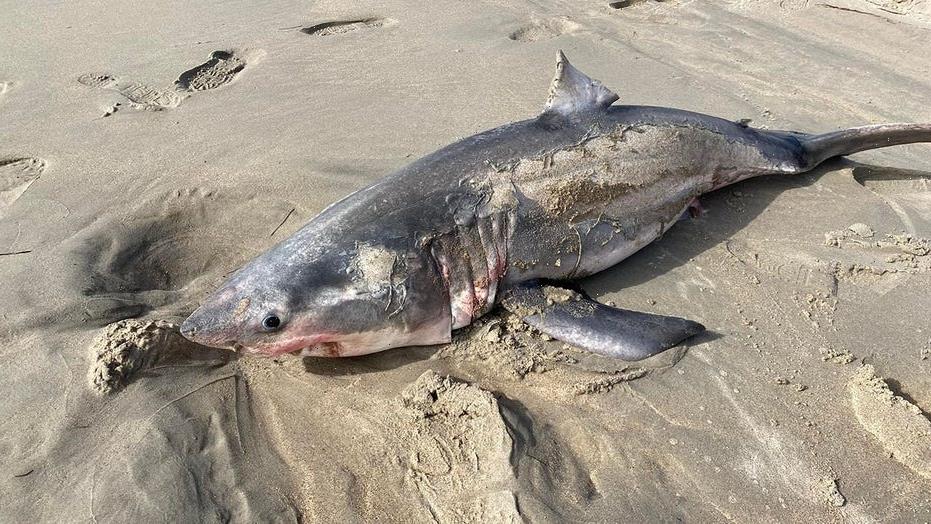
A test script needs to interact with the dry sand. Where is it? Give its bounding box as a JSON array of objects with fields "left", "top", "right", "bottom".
[{"left": 2, "top": 0, "right": 931, "bottom": 521}]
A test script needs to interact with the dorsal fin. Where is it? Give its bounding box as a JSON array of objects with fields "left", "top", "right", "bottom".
[{"left": 542, "top": 51, "right": 619, "bottom": 118}]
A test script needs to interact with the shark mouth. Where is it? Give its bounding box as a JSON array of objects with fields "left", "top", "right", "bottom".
[
  {"left": 239, "top": 332, "right": 339, "bottom": 358},
  {"left": 298, "top": 342, "right": 343, "bottom": 357}
]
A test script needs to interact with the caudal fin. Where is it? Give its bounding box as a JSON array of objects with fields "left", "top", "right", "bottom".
[{"left": 800, "top": 123, "right": 931, "bottom": 170}]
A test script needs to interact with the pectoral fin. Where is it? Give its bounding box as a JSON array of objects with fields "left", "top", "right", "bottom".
[{"left": 502, "top": 285, "right": 705, "bottom": 361}]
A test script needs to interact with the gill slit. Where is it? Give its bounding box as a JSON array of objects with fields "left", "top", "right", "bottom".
[{"left": 429, "top": 210, "right": 513, "bottom": 330}]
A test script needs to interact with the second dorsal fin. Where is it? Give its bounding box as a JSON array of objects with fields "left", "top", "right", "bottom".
[{"left": 542, "top": 51, "right": 619, "bottom": 118}]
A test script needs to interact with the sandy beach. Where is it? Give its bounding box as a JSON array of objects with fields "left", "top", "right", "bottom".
[{"left": 2, "top": 0, "right": 931, "bottom": 521}]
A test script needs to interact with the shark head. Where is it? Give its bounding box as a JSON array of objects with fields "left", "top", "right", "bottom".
[{"left": 180, "top": 238, "right": 452, "bottom": 357}]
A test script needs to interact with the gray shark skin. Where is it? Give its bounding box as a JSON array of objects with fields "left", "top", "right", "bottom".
[{"left": 180, "top": 52, "right": 931, "bottom": 360}]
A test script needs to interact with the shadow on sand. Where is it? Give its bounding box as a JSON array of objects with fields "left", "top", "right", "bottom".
[{"left": 301, "top": 344, "right": 440, "bottom": 376}]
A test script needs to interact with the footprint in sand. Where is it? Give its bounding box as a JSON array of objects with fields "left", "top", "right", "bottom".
[
  {"left": 394, "top": 371, "right": 598, "bottom": 521},
  {"left": 77, "top": 72, "right": 183, "bottom": 110},
  {"left": 608, "top": 0, "right": 647, "bottom": 8},
  {"left": 0, "top": 156, "right": 46, "bottom": 213},
  {"left": 395, "top": 371, "right": 521, "bottom": 521},
  {"left": 175, "top": 49, "right": 263, "bottom": 92},
  {"left": 849, "top": 365, "right": 931, "bottom": 480},
  {"left": 824, "top": 224, "right": 931, "bottom": 286},
  {"left": 300, "top": 18, "right": 397, "bottom": 36},
  {"left": 78, "top": 49, "right": 263, "bottom": 112},
  {"left": 508, "top": 17, "right": 579, "bottom": 42}
]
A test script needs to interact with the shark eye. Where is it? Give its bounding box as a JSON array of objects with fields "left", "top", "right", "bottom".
[{"left": 262, "top": 314, "right": 282, "bottom": 331}]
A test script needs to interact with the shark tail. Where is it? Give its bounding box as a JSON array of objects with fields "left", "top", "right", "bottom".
[{"left": 798, "top": 123, "right": 931, "bottom": 170}]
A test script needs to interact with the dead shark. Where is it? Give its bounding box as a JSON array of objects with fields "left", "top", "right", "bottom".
[{"left": 180, "top": 52, "right": 931, "bottom": 360}]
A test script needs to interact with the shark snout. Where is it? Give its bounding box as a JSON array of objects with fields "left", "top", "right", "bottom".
[{"left": 179, "top": 308, "right": 239, "bottom": 350}]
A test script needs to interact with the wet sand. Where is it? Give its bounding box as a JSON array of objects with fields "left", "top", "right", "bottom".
[{"left": 2, "top": 0, "right": 931, "bottom": 521}]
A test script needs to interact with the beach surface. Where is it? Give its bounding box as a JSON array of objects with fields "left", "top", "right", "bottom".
[{"left": 2, "top": 0, "right": 931, "bottom": 521}]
